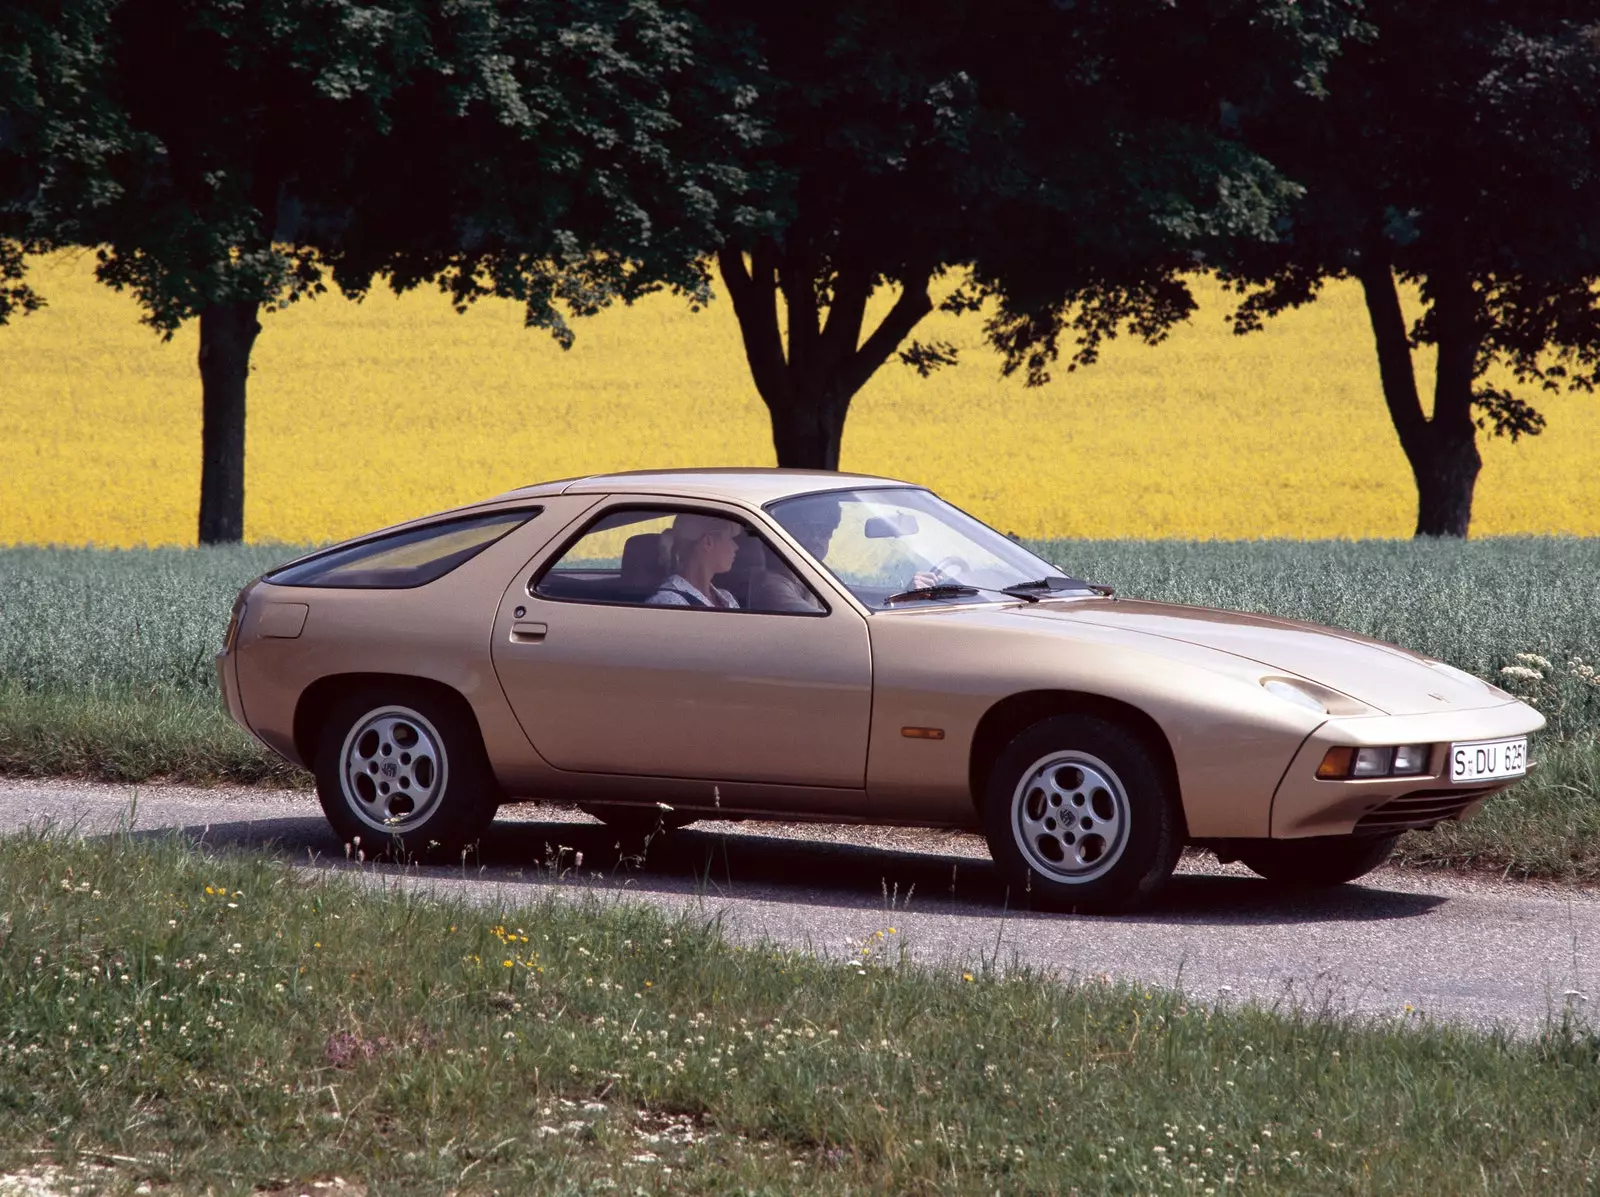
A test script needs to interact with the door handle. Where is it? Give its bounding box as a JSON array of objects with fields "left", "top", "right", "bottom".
[{"left": 509, "top": 621, "right": 548, "bottom": 644}]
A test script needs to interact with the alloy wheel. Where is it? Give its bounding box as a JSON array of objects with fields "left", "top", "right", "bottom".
[
  {"left": 1010, "top": 750, "right": 1131, "bottom": 884},
  {"left": 338, "top": 704, "right": 449, "bottom": 833}
]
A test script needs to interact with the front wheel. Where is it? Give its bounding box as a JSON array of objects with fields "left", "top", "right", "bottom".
[
  {"left": 313, "top": 686, "right": 500, "bottom": 859},
  {"left": 982, "top": 715, "right": 1183, "bottom": 913},
  {"left": 1234, "top": 834, "right": 1399, "bottom": 886}
]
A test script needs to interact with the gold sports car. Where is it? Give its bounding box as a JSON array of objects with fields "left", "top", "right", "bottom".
[{"left": 217, "top": 469, "right": 1543, "bottom": 912}]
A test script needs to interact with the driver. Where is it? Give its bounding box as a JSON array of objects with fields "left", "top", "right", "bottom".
[
  {"left": 647, "top": 513, "right": 742, "bottom": 608},
  {"left": 753, "top": 496, "right": 840, "bottom": 613}
]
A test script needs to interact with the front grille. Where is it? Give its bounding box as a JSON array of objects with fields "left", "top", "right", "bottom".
[{"left": 1354, "top": 788, "right": 1493, "bottom": 833}]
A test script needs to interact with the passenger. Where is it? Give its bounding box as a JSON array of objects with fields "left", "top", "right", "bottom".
[
  {"left": 647, "top": 513, "right": 742, "bottom": 608},
  {"left": 752, "top": 497, "right": 840, "bottom": 613}
]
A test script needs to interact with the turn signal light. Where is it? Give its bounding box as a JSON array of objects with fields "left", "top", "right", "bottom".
[
  {"left": 1317, "top": 744, "right": 1432, "bottom": 780},
  {"left": 1316, "top": 747, "right": 1354, "bottom": 778}
]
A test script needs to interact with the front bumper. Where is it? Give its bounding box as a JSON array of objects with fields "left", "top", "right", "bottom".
[{"left": 1269, "top": 701, "right": 1546, "bottom": 838}]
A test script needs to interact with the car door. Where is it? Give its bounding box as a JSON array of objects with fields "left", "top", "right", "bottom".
[{"left": 489, "top": 499, "right": 873, "bottom": 788}]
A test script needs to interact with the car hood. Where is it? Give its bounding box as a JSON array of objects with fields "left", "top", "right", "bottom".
[{"left": 998, "top": 598, "right": 1505, "bottom": 716}]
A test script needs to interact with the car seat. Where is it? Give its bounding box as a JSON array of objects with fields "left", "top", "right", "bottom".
[{"left": 619, "top": 532, "right": 671, "bottom": 600}]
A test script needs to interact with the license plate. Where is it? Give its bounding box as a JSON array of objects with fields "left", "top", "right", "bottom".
[{"left": 1449, "top": 737, "right": 1527, "bottom": 783}]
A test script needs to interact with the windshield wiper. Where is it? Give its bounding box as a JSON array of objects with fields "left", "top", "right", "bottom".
[
  {"left": 1002, "top": 576, "right": 1113, "bottom": 598},
  {"left": 884, "top": 582, "right": 1043, "bottom": 605},
  {"left": 883, "top": 583, "right": 982, "bottom": 604}
]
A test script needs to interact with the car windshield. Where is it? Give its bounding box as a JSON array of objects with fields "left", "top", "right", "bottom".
[{"left": 766, "top": 487, "right": 1091, "bottom": 609}]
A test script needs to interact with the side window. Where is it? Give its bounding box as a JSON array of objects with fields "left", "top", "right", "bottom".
[
  {"left": 533, "top": 507, "right": 827, "bottom": 614},
  {"left": 266, "top": 508, "right": 538, "bottom": 589}
]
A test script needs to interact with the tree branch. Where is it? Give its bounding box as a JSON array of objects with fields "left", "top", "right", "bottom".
[
  {"left": 717, "top": 242, "right": 789, "bottom": 407},
  {"left": 1429, "top": 265, "right": 1481, "bottom": 436},
  {"left": 819, "top": 257, "right": 872, "bottom": 378},
  {"left": 839, "top": 270, "right": 934, "bottom": 399},
  {"left": 778, "top": 231, "right": 819, "bottom": 389},
  {"left": 1355, "top": 259, "right": 1428, "bottom": 465}
]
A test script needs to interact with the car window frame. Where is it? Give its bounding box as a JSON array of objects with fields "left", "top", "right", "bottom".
[
  {"left": 527, "top": 500, "right": 834, "bottom": 616},
  {"left": 264, "top": 505, "right": 544, "bottom": 590},
  {"left": 762, "top": 484, "right": 1087, "bottom": 613}
]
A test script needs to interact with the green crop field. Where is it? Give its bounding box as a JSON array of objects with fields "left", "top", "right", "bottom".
[{"left": 2, "top": 539, "right": 1598, "bottom": 878}]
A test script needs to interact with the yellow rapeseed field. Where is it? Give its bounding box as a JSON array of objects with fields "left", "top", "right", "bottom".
[{"left": 2, "top": 250, "right": 1595, "bottom": 546}]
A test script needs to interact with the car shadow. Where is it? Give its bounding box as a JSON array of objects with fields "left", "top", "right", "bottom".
[{"left": 120, "top": 814, "right": 1448, "bottom": 926}]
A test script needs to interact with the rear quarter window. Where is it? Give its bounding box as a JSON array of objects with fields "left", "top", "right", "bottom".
[{"left": 266, "top": 508, "right": 539, "bottom": 589}]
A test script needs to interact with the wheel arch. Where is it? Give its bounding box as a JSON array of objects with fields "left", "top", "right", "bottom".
[
  {"left": 968, "top": 690, "right": 1186, "bottom": 835},
  {"left": 293, "top": 672, "right": 488, "bottom": 773}
]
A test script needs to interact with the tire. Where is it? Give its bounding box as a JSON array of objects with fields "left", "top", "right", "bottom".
[
  {"left": 313, "top": 685, "right": 500, "bottom": 860},
  {"left": 580, "top": 803, "right": 697, "bottom": 847},
  {"left": 982, "top": 715, "right": 1183, "bottom": 913},
  {"left": 1235, "top": 834, "right": 1399, "bottom": 886}
]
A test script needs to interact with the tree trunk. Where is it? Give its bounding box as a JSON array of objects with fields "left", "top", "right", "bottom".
[
  {"left": 765, "top": 388, "right": 854, "bottom": 470},
  {"left": 1356, "top": 263, "right": 1481, "bottom": 538},
  {"left": 716, "top": 238, "right": 932, "bottom": 470},
  {"left": 196, "top": 300, "right": 261, "bottom": 545}
]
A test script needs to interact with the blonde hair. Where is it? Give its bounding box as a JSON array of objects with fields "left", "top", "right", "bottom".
[{"left": 668, "top": 512, "right": 739, "bottom": 569}]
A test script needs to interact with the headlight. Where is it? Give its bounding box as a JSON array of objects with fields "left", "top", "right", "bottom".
[
  {"left": 1316, "top": 744, "right": 1433, "bottom": 779},
  {"left": 1391, "top": 744, "right": 1430, "bottom": 775},
  {"left": 1261, "top": 678, "right": 1327, "bottom": 714}
]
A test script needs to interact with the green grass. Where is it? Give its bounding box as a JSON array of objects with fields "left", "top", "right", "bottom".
[
  {"left": 0, "top": 687, "right": 304, "bottom": 786},
  {"left": 5, "top": 537, "right": 1599, "bottom": 718},
  {"left": 2, "top": 540, "right": 1598, "bottom": 879},
  {"left": 1394, "top": 738, "right": 1600, "bottom": 881},
  {"left": 1040, "top": 536, "right": 1600, "bottom": 740},
  {"left": 2, "top": 832, "right": 1599, "bottom": 1196}
]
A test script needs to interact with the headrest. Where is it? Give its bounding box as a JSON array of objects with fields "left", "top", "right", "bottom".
[{"left": 620, "top": 532, "right": 670, "bottom": 589}]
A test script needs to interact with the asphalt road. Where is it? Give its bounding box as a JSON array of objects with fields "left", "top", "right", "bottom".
[{"left": 3, "top": 778, "right": 1595, "bottom": 1034}]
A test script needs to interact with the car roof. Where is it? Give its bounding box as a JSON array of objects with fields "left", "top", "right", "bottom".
[{"left": 495, "top": 467, "right": 917, "bottom": 506}]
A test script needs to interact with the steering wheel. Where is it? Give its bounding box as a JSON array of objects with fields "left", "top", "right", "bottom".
[{"left": 916, "top": 555, "right": 971, "bottom": 587}]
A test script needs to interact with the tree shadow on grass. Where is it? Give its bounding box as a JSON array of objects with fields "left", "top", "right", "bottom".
[{"left": 121, "top": 812, "right": 1448, "bottom": 927}]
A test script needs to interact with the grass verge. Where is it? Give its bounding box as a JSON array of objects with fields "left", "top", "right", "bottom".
[
  {"left": 3, "top": 833, "right": 1599, "bottom": 1195},
  {"left": 0, "top": 686, "right": 304, "bottom": 787}
]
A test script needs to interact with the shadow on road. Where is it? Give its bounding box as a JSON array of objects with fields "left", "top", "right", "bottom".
[{"left": 122, "top": 812, "right": 1449, "bottom": 926}]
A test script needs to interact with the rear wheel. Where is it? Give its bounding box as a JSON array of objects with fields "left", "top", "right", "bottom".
[
  {"left": 314, "top": 686, "right": 499, "bottom": 859},
  {"left": 982, "top": 715, "right": 1182, "bottom": 913},
  {"left": 1235, "top": 834, "right": 1399, "bottom": 886}
]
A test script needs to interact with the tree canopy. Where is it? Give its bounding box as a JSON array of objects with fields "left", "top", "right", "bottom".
[
  {"left": 0, "top": 0, "right": 120, "bottom": 323},
  {"left": 693, "top": 0, "right": 1357, "bottom": 468},
  {"left": 1219, "top": 1, "right": 1600, "bottom": 536},
  {"left": 3, "top": 0, "right": 737, "bottom": 543}
]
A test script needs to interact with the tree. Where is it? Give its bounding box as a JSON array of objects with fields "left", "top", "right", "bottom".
[
  {"left": 10, "top": 0, "right": 716, "bottom": 544},
  {"left": 67, "top": 0, "right": 452, "bottom": 544},
  {"left": 0, "top": 0, "right": 120, "bottom": 325},
  {"left": 1220, "top": 3, "right": 1600, "bottom": 537},
  {"left": 691, "top": 0, "right": 1355, "bottom": 469}
]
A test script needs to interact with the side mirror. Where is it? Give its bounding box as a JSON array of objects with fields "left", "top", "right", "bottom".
[{"left": 863, "top": 513, "right": 918, "bottom": 539}]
